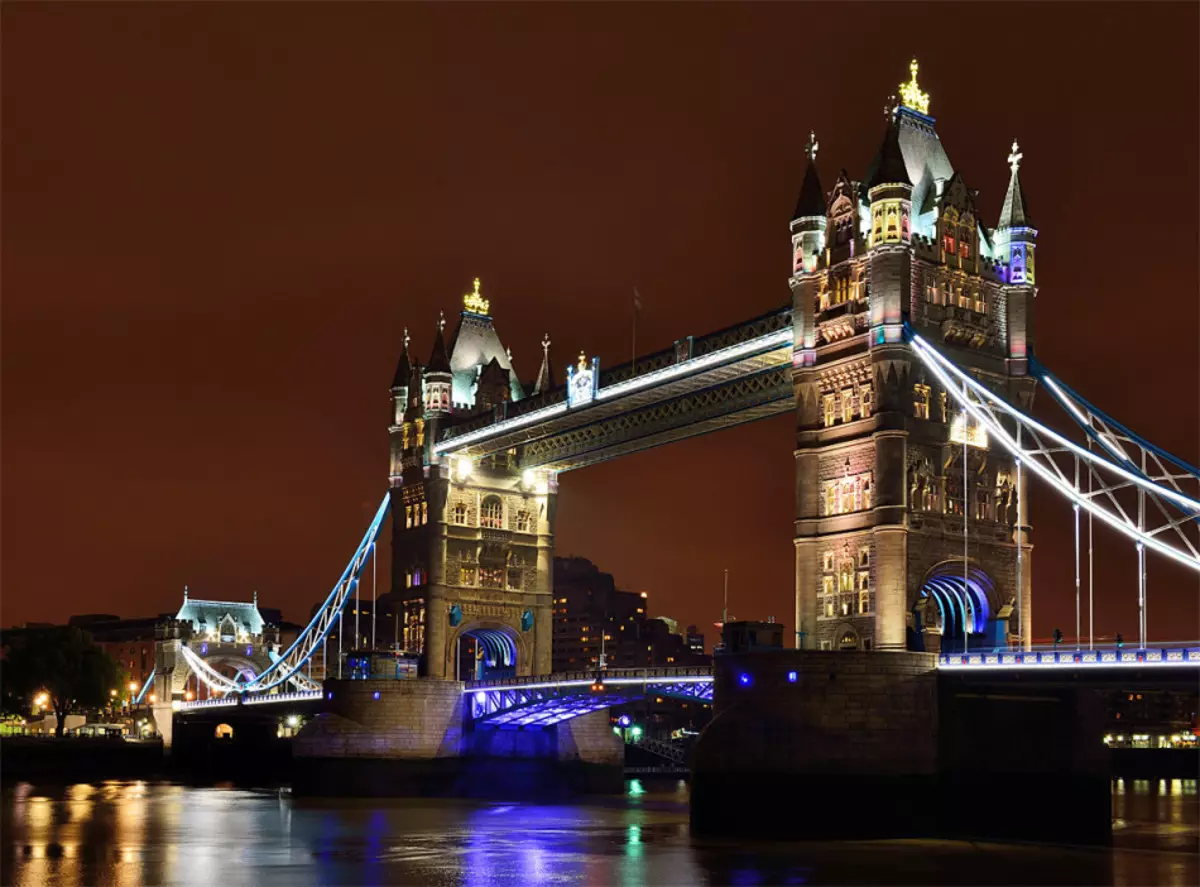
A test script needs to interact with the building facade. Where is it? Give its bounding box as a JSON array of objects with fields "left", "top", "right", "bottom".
[
  {"left": 790, "top": 61, "right": 1036, "bottom": 654},
  {"left": 389, "top": 281, "right": 559, "bottom": 678}
]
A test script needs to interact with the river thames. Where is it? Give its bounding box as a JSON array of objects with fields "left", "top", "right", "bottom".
[{"left": 3, "top": 778, "right": 1197, "bottom": 886}]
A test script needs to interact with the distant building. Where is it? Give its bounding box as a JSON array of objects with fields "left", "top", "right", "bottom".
[
  {"left": 685, "top": 625, "right": 706, "bottom": 655},
  {"left": 552, "top": 556, "right": 710, "bottom": 672}
]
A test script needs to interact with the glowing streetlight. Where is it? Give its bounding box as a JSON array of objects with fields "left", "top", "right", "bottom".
[
  {"left": 110, "top": 689, "right": 118, "bottom": 698},
  {"left": 128, "top": 681, "right": 138, "bottom": 693},
  {"left": 185, "top": 691, "right": 194, "bottom": 701},
  {"left": 148, "top": 694, "right": 157, "bottom": 704},
  {"left": 34, "top": 692, "right": 49, "bottom": 708}
]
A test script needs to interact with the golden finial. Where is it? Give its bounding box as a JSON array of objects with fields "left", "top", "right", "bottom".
[
  {"left": 805, "top": 131, "right": 819, "bottom": 163},
  {"left": 577, "top": 351, "right": 588, "bottom": 372},
  {"left": 898, "top": 58, "right": 930, "bottom": 115},
  {"left": 463, "top": 277, "right": 490, "bottom": 315}
]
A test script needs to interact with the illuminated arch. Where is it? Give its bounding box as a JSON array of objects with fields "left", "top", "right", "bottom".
[
  {"left": 446, "top": 621, "right": 526, "bottom": 680},
  {"left": 917, "top": 562, "right": 997, "bottom": 644}
]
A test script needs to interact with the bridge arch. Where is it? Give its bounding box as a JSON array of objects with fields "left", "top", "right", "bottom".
[
  {"left": 911, "top": 561, "right": 1003, "bottom": 654},
  {"left": 445, "top": 621, "right": 527, "bottom": 681}
]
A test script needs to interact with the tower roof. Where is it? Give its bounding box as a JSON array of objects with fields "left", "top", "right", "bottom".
[
  {"left": 175, "top": 596, "right": 264, "bottom": 637},
  {"left": 865, "top": 119, "right": 912, "bottom": 190},
  {"left": 446, "top": 279, "right": 522, "bottom": 405},
  {"left": 427, "top": 315, "right": 452, "bottom": 375},
  {"left": 391, "top": 329, "right": 412, "bottom": 390},
  {"left": 792, "top": 131, "right": 826, "bottom": 219},
  {"left": 998, "top": 140, "right": 1033, "bottom": 229}
]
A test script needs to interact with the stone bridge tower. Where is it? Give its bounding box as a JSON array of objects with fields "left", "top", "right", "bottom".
[
  {"left": 791, "top": 61, "right": 1037, "bottom": 654},
  {"left": 388, "top": 280, "right": 556, "bottom": 679}
]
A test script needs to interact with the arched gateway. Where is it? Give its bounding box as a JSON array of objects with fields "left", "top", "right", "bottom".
[{"left": 387, "top": 64, "right": 1037, "bottom": 674}]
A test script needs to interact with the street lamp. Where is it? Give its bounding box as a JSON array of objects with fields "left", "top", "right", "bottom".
[{"left": 128, "top": 681, "right": 138, "bottom": 693}]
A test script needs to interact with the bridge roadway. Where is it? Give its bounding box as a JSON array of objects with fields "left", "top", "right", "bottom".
[{"left": 174, "top": 646, "right": 1200, "bottom": 714}]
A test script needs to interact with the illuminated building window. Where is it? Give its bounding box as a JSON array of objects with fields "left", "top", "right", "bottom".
[
  {"left": 822, "top": 551, "right": 834, "bottom": 572},
  {"left": 840, "top": 478, "right": 855, "bottom": 514},
  {"left": 824, "top": 596, "right": 835, "bottom": 618},
  {"left": 939, "top": 391, "right": 949, "bottom": 423},
  {"left": 459, "top": 567, "right": 476, "bottom": 586},
  {"left": 515, "top": 510, "right": 533, "bottom": 533},
  {"left": 885, "top": 205, "right": 898, "bottom": 240},
  {"left": 479, "top": 568, "right": 504, "bottom": 589},
  {"left": 825, "top": 483, "right": 837, "bottom": 517},
  {"left": 841, "top": 388, "right": 854, "bottom": 423},
  {"left": 913, "top": 384, "right": 931, "bottom": 420},
  {"left": 943, "top": 234, "right": 954, "bottom": 255},
  {"left": 859, "top": 384, "right": 872, "bottom": 418},
  {"left": 452, "top": 502, "right": 469, "bottom": 526},
  {"left": 822, "top": 576, "right": 835, "bottom": 596},
  {"left": 959, "top": 240, "right": 970, "bottom": 259},
  {"left": 859, "top": 546, "right": 870, "bottom": 568},
  {"left": 834, "top": 277, "right": 849, "bottom": 305},
  {"left": 858, "top": 588, "right": 871, "bottom": 614},
  {"left": 480, "top": 497, "right": 503, "bottom": 529},
  {"left": 857, "top": 570, "right": 870, "bottom": 592},
  {"left": 872, "top": 206, "right": 883, "bottom": 245},
  {"left": 421, "top": 502, "right": 428, "bottom": 525},
  {"left": 405, "top": 505, "right": 414, "bottom": 529},
  {"left": 838, "top": 560, "right": 854, "bottom": 593},
  {"left": 861, "top": 476, "right": 872, "bottom": 509},
  {"left": 823, "top": 395, "right": 836, "bottom": 428}
]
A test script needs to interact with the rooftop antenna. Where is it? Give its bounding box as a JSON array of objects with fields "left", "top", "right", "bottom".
[{"left": 722, "top": 568, "right": 729, "bottom": 625}]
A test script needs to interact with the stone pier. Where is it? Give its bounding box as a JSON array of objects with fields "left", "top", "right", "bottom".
[
  {"left": 292, "top": 678, "right": 623, "bottom": 797},
  {"left": 690, "top": 650, "right": 1111, "bottom": 845}
]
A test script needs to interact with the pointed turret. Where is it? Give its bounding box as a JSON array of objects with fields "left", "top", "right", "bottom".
[
  {"left": 866, "top": 116, "right": 913, "bottom": 249},
  {"left": 997, "top": 140, "right": 1033, "bottom": 230},
  {"left": 424, "top": 313, "right": 452, "bottom": 416},
  {"left": 995, "top": 140, "right": 1037, "bottom": 286},
  {"left": 790, "top": 131, "right": 827, "bottom": 275},
  {"left": 391, "top": 328, "right": 412, "bottom": 390},
  {"left": 866, "top": 119, "right": 911, "bottom": 191},
  {"left": 427, "top": 313, "right": 452, "bottom": 375},
  {"left": 533, "top": 334, "right": 554, "bottom": 395}
]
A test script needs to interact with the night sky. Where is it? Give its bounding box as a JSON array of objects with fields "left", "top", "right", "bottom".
[{"left": 4, "top": 4, "right": 1197, "bottom": 645}]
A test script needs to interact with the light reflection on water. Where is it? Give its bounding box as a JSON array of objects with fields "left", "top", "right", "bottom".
[{"left": 1, "top": 778, "right": 1196, "bottom": 886}]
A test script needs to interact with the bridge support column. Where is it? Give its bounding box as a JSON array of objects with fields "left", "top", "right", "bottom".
[
  {"left": 872, "top": 526, "right": 908, "bottom": 651},
  {"left": 150, "top": 702, "right": 175, "bottom": 750}
]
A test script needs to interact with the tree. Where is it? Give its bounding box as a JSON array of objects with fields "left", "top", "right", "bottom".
[{"left": 1, "top": 626, "right": 121, "bottom": 737}]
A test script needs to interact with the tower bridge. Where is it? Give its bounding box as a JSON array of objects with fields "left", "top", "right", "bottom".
[{"left": 156, "top": 64, "right": 1198, "bottom": 829}]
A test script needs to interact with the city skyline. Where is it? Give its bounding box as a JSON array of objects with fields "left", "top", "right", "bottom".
[{"left": 4, "top": 4, "right": 1197, "bottom": 644}]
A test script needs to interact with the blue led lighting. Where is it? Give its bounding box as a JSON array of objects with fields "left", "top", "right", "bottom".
[
  {"left": 738, "top": 673, "right": 752, "bottom": 686},
  {"left": 327, "top": 692, "right": 333, "bottom": 700},
  {"left": 787, "top": 671, "right": 798, "bottom": 683},
  {"left": 618, "top": 714, "right": 631, "bottom": 727},
  {"left": 373, "top": 691, "right": 380, "bottom": 700}
]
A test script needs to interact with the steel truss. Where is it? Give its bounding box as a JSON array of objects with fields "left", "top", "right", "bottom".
[
  {"left": 908, "top": 332, "right": 1200, "bottom": 574},
  {"left": 520, "top": 365, "right": 792, "bottom": 470},
  {"left": 467, "top": 668, "right": 714, "bottom": 727}
]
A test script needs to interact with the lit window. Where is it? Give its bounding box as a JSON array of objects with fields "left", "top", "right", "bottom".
[
  {"left": 939, "top": 391, "right": 949, "bottom": 423},
  {"left": 823, "top": 395, "right": 836, "bottom": 428},
  {"left": 859, "top": 546, "right": 870, "bottom": 568},
  {"left": 841, "top": 388, "right": 854, "bottom": 423},
  {"left": 823, "top": 597, "right": 835, "bottom": 618},
  {"left": 480, "top": 497, "right": 503, "bottom": 529},
  {"left": 840, "top": 478, "right": 855, "bottom": 514},
  {"left": 405, "top": 505, "right": 414, "bottom": 529},
  {"left": 839, "top": 561, "right": 854, "bottom": 593},
  {"left": 421, "top": 502, "right": 428, "bottom": 525},
  {"left": 861, "top": 475, "right": 872, "bottom": 509},
  {"left": 959, "top": 240, "right": 970, "bottom": 259},
  {"left": 943, "top": 234, "right": 954, "bottom": 254},
  {"left": 452, "top": 502, "right": 469, "bottom": 526},
  {"left": 515, "top": 510, "right": 533, "bottom": 533},
  {"left": 825, "top": 483, "right": 837, "bottom": 517},
  {"left": 459, "top": 567, "right": 476, "bottom": 586},
  {"left": 822, "top": 576, "right": 835, "bottom": 596},
  {"left": 822, "top": 551, "right": 834, "bottom": 572},
  {"left": 858, "top": 589, "right": 871, "bottom": 614},
  {"left": 859, "top": 384, "right": 872, "bottom": 418},
  {"left": 913, "top": 384, "right": 931, "bottom": 420},
  {"left": 857, "top": 570, "right": 870, "bottom": 592},
  {"left": 479, "top": 568, "right": 504, "bottom": 589}
]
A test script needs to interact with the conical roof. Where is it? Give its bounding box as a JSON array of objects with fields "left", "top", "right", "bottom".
[
  {"left": 865, "top": 120, "right": 912, "bottom": 190},
  {"left": 391, "top": 331, "right": 412, "bottom": 389},
  {"left": 792, "top": 160, "right": 826, "bottom": 219},
  {"left": 998, "top": 164, "right": 1032, "bottom": 229},
  {"left": 533, "top": 335, "right": 554, "bottom": 394},
  {"left": 427, "top": 319, "right": 451, "bottom": 375}
]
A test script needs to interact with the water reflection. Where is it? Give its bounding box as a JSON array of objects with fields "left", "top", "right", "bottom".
[{"left": 2, "top": 778, "right": 1196, "bottom": 886}]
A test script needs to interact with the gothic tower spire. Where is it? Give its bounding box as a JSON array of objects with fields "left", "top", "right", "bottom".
[{"left": 533, "top": 333, "right": 554, "bottom": 395}]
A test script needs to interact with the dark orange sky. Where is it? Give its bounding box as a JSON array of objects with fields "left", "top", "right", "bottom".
[{"left": 3, "top": 4, "right": 1197, "bottom": 644}]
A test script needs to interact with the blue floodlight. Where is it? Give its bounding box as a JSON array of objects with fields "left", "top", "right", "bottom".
[
  {"left": 738, "top": 672, "right": 752, "bottom": 687},
  {"left": 787, "top": 671, "right": 798, "bottom": 683}
]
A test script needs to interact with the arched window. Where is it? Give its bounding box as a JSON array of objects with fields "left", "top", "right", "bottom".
[
  {"left": 839, "top": 630, "right": 859, "bottom": 650},
  {"left": 481, "top": 497, "right": 503, "bottom": 529}
]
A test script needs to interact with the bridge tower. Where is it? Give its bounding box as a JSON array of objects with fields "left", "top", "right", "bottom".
[
  {"left": 389, "top": 280, "right": 556, "bottom": 679},
  {"left": 791, "top": 60, "right": 1037, "bottom": 654}
]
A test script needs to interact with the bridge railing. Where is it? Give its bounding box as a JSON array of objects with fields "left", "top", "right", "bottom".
[
  {"left": 176, "top": 689, "right": 323, "bottom": 712},
  {"left": 464, "top": 665, "right": 713, "bottom": 691},
  {"left": 939, "top": 646, "right": 1200, "bottom": 669}
]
